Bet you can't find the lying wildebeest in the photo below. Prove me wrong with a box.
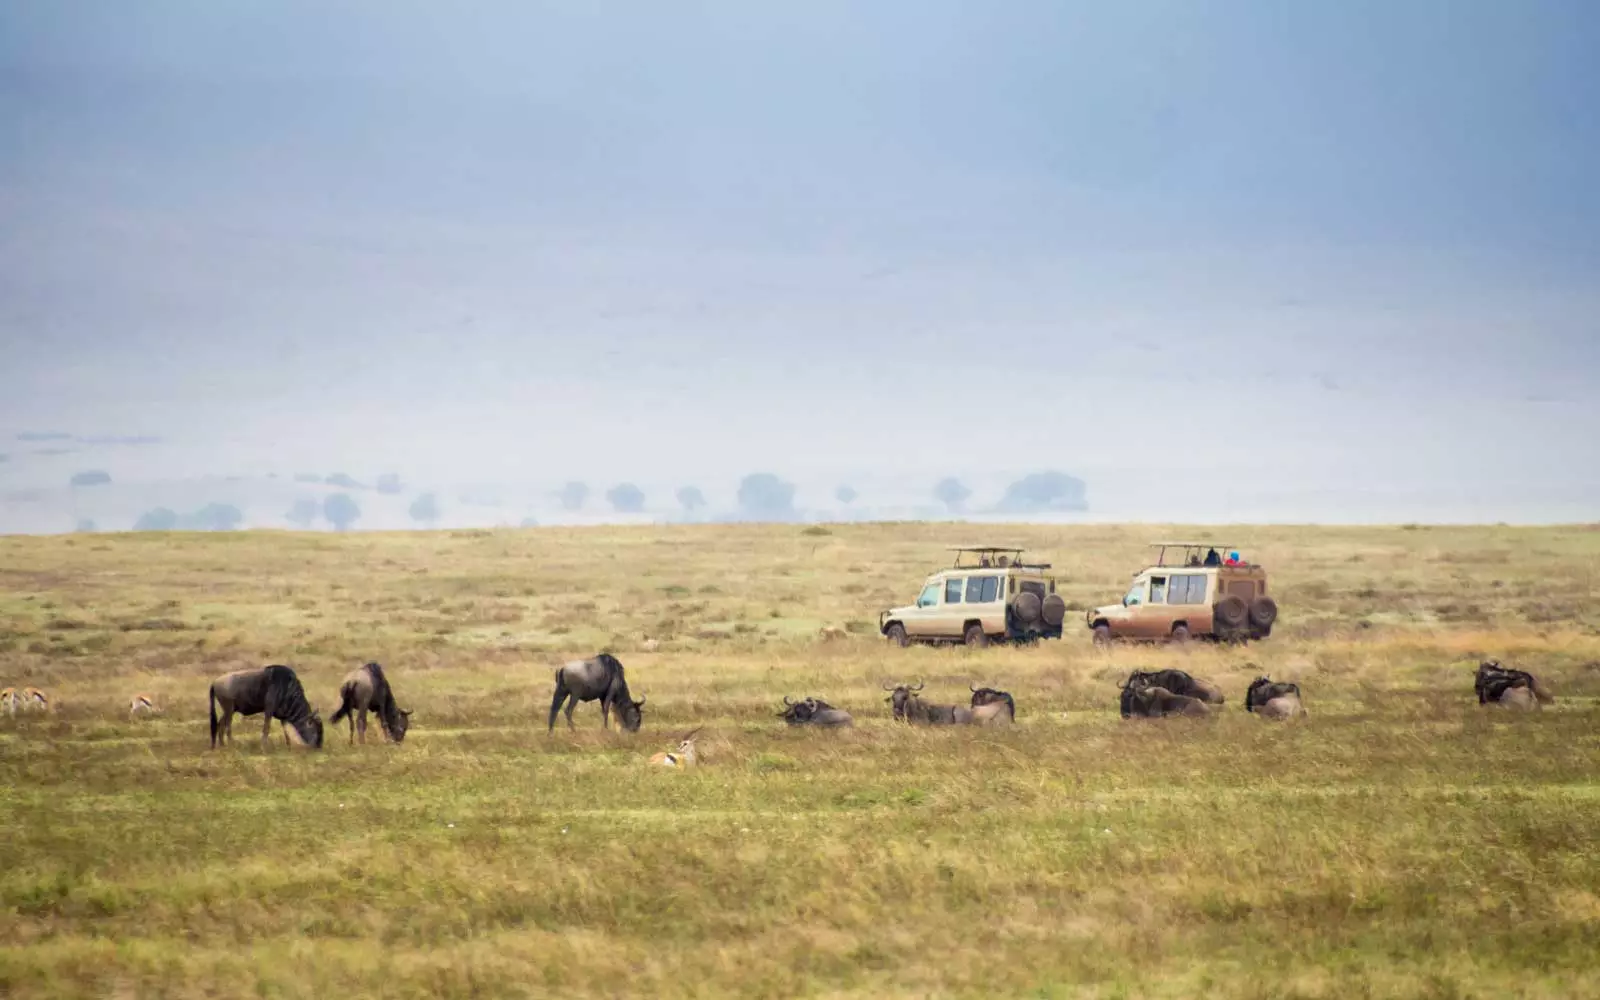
[548,652,646,732]
[777,696,855,727]
[1118,669,1223,718]
[969,683,1016,726]
[1123,684,1211,718]
[209,664,325,749]
[1245,676,1307,719]
[329,662,413,744]
[1475,660,1554,710]
[883,680,972,725]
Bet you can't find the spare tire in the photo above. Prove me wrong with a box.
[1248,595,1278,630]
[1214,595,1248,630]
[1012,591,1042,623]
[1041,594,1067,626]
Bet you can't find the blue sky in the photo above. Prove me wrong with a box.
[2,1,1598,524]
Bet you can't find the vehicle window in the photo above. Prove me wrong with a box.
[945,578,964,603]
[1019,580,1046,599]
[1149,576,1167,604]
[1124,582,1144,606]
[1170,574,1205,605]
[964,575,999,602]
[917,583,940,607]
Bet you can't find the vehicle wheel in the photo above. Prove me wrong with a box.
[1041,594,1067,627]
[885,623,909,648]
[1214,595,1248,630]
[1012,592,1042,624]
[1092,623,1113,647]
[1170,623,1190,644]
[1248,595,1278,630]
[964,623,989,647]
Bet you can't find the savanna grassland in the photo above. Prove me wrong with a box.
[2,522,1600,999]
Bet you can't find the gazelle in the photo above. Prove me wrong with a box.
[1,688,16,717]
[649,727,702,768]
[129,692,159,717]
[20,687,49,713]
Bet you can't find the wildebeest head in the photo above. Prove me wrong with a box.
[778,695,817,725]
[883,679,924,720]
[301,709,326,748]
[390,708,413,743]
[617,694,645,732]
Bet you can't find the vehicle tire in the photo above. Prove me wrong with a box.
[964,623,989,647]
[1170,623,1190,644]
[1041,594,1067,627]
[1213,595,1248,630]
[1012,591,1042,624]
[1092,623,1113,647]
[885,623,909,648]
[1248,595,1278,630]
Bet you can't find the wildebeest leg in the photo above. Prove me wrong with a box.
[547,683,569,732]
[601,695,612,730]
[358,707,368,744]
[262,691,279,748]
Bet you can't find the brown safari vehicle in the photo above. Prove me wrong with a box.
[879,546,1068,647]
[1086,541,1276,645]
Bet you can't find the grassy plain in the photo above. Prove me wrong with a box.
[2,522,1599,999]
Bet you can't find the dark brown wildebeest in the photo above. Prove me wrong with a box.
[547,652,645,732]
[1123,685,1211,718]
[777,696,854,728]
[1245,676,1307,719]
[883,680,972,725]
[1118,669,1223,718]
[209,664,325,749]
[1475,660,1553,710]
[329,662,413,744]
[969,683,1016,726]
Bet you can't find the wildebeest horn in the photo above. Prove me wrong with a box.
[911,679,924,691]
[969,681,979,692]
[634,695,646,707]
[882,681,896,691]
[783,695,794,706]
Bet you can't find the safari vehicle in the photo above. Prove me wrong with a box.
[879,546,1068,647]
[1085,541,1277,645]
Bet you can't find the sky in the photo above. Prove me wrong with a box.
[2,0,1598,529]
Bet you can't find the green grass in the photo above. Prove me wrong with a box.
[2,522,1600,998]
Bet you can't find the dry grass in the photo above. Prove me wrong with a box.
[2,522,1600,998]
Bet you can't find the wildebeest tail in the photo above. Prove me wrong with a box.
[1001,692,1016,720]
[209,684,219,744]
[329,681,356,725]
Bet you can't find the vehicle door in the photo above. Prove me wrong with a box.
[1166,571,1213,632]
[1135,573,1172,638]
[934,575,967,638]
[964,573,1004,634]
[901,578,944,638]
[1115,576,1150,636]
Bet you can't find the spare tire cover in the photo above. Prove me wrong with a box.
[1041,594,1067,626]
[1248,595,1278,629]
[1012,591,1043,623]
[1214,595,1248,629]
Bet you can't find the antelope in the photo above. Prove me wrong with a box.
[649,727,702,767]
[20,687,49,713]
[129,692,159,717]
[1,688,16,717]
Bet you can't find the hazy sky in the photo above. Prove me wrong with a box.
[3,1,1598,521]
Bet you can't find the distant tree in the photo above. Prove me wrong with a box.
[286,497,320,529]
[182,503,244,531]
[994,471,1088,513]
[325,472,365,490]
[74,518,96,533]
[558,481,589,511]
[70,470,111,487]
[133,507,179,531]
[520,516,540,528]
[293,473,323,484]
[933,477,972,513]
[376,473,404,495]
[676,486,707,512]
[737,472,797,520]
[606,482,646,513]
[323,493,361,531]
[408,492,441,526]
[835,485,858,505]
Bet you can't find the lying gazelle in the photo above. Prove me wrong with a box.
[18,687,49,713]
[1,687,16,717]
[649,727,702,768]
[129,692,160,717]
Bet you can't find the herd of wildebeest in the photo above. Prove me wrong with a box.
[0,652,1559,766]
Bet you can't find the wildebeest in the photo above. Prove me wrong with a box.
[777,696,855,727]
[1475,660,1554,710]
[649,727,701,767]
[883,680,973,725]
[1118,669,1223,718]
[969,683,1016,726]
[329,662,413,744]
[547,652,646,732]
[1123,685,1211,718]
[209,665,325,749]
[1244,676,1306,719]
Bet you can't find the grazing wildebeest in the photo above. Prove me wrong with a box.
[1244,676,1306,719]
[969,683,1016,726]
[209,665,325,749]
[547,652,645,732]
[1475,660,1553,710]
[1124,685,1211,718]
[883,680,973,725]
[1118,669,1223,716]
[649,727,702,767]
[777,696,854,728]
[329,662,413,744]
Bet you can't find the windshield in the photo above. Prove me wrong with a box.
[1123,582,1144,606]
[916,582,940,607]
